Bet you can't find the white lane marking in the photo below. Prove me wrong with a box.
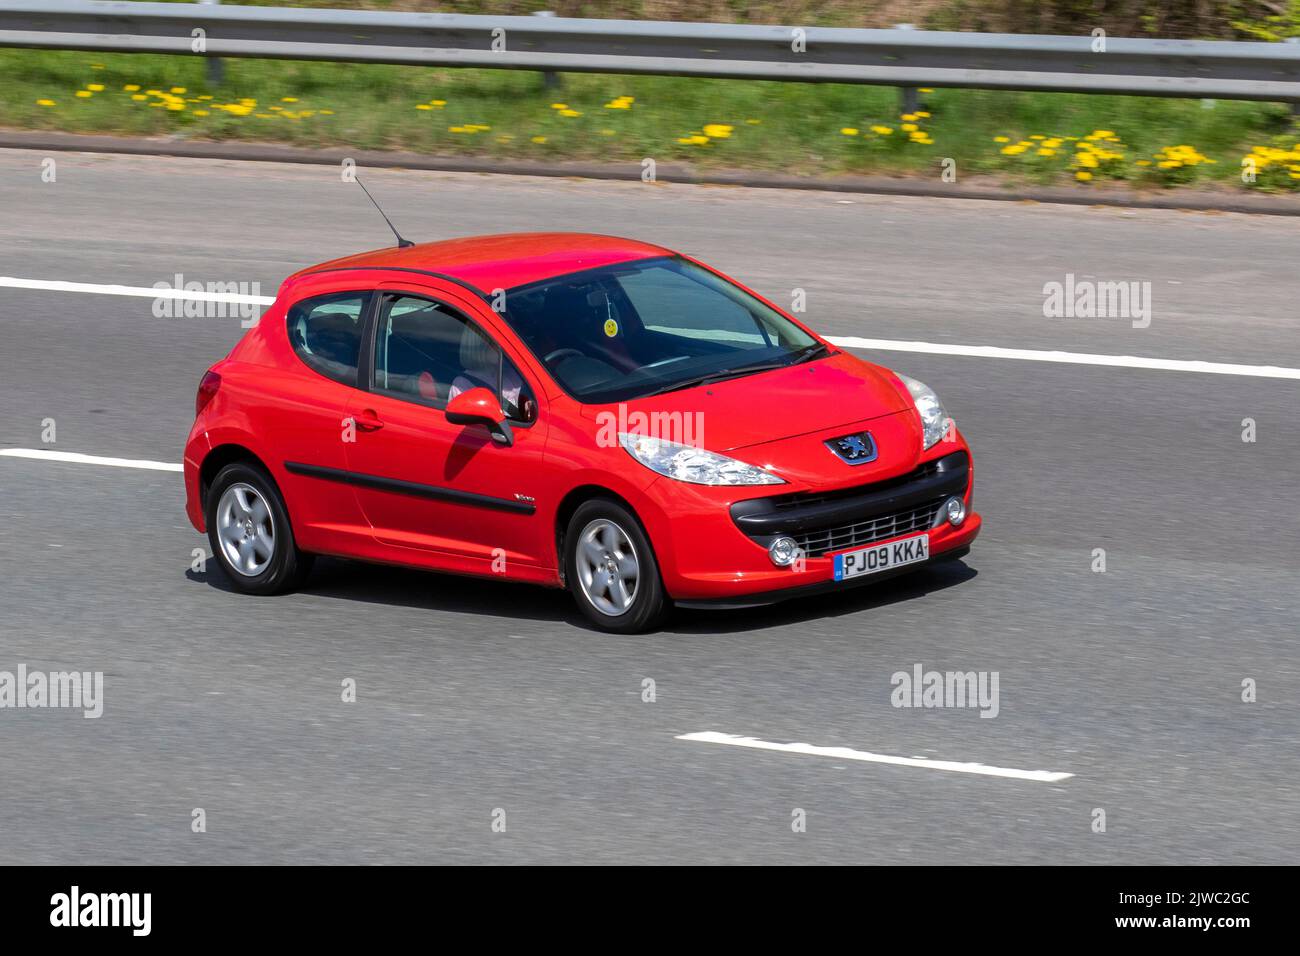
[676,731,1074,783]
[827,335,1300,380]
[0,448,182,472]
[3,275,1295,380]
[0,276,274,305]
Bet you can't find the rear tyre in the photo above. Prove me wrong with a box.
[565,499,669,633]
[206,462,313,595]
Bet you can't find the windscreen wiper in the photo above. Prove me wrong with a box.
[639,347,830,398]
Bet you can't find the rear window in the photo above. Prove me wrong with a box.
[286,291,371,387]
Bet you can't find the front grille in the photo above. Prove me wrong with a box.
[792,499,945,557]
[767,457,945,512]
[728,450,969,557]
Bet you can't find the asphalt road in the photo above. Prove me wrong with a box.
[0,150,1297,864]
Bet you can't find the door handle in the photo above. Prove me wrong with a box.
[353,410,384,432]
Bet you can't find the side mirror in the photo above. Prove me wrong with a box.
[444,386,513,446]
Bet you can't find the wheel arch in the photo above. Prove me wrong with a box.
[554,484,645,586]
[199,443,277,516]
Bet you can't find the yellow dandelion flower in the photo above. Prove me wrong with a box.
[840,127,859,136]
[75,90,92,98]
[559,109,581,117]
[703,124,733,138]
[87,83,105,92]
[282,97,298,103]
[1076,171,1093,181]
[416,104,433,110]
[170,87,186,94]
[994,136,1010,143]
[36,98,56,107]
[531,135,547,144]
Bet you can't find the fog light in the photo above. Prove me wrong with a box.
[768,536,800,567]
[943,495,966,527]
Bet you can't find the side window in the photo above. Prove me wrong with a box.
[374,295,536,423]
[286,291,370,387]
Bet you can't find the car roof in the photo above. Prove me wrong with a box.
[291,232,674,294]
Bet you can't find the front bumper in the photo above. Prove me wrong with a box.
[639,446,980,602]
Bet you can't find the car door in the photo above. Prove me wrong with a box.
[342,281,551,572]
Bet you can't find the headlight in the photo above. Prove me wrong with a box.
[619,432,784,485]
[897,373,952,450]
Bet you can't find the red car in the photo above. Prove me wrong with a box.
[184,233,980,632]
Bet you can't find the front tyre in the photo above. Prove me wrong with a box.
[206,462,313,595]
[565,499,668,633]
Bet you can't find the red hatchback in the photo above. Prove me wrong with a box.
[184,233,980,632]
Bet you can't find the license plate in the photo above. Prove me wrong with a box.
[833,532,930,581]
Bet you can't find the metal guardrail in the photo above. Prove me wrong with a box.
[2,0,1299,102]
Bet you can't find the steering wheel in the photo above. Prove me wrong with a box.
[544,347,584,365]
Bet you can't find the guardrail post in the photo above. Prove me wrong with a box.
[533,10,560,90]
[1288,38,1300,116]
[200,0,224,87]
[894,24,918,115]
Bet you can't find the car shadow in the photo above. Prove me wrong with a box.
[188,555,978,635]
[668,560,978,635]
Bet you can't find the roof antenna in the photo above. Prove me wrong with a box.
[355,174,414,248]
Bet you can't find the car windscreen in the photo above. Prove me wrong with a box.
[499,256,822,404]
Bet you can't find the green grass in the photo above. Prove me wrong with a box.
[2,49,1297,190]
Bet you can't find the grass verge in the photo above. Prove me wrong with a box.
[3,49,1299,191]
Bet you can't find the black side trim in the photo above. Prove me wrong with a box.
[729,451,969,538]
[675,546,971,610]
[284,461,535,515]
